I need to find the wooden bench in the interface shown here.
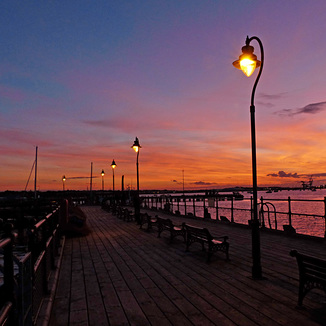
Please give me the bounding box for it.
[139,213,157,231]
[156,217,186,243]
[122,209,135,222]
[184,224,229,263]
[290,249,326,307]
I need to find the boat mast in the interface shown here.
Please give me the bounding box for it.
[34,146,38,199]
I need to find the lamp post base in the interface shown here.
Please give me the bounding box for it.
[251,219,263,279]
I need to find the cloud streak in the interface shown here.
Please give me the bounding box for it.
[267,171,300,178]
[276,101,326,117]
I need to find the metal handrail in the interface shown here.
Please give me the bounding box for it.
[0,205,62,325]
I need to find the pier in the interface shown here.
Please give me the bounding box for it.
[47,206,326,325]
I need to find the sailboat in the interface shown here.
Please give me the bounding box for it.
[25,146,38,199]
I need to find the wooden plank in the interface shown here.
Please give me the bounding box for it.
[50,206,326,326]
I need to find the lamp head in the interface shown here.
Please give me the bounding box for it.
[62,175,66,182]
[101,169,105,176]
[233,38,261,77]
[132,137,141,153]
[111,160,117,169]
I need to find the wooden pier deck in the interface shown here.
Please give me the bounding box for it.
[49,206,326,326]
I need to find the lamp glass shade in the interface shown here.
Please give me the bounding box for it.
[240,58,257,77]
[132,145,139,153]
[111,160,117,169]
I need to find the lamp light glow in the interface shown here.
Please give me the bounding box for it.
[132,137,141,153]
[233,42,261,77]
[240,58,257,77]
[111,160,117,169]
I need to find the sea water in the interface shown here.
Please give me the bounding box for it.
[146,189,326,238]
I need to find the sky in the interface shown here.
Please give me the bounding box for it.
[1,0,326,192]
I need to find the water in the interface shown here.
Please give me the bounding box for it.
[143,189,326,238]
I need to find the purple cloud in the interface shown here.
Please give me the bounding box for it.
[267,171,300,178]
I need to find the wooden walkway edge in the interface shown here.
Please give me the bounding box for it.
[49,206,326,326]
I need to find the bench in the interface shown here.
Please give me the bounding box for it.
[290,249,326,307]
[156,217,186,243]
[184,224,229,263]
[123,209,135,222]
[139,213,158,231]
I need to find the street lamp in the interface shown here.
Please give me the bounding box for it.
[233,35,264,279]
[132,137,141,223]
[101,170,105,191]
[62,175,66,191]
[111,160,117,192]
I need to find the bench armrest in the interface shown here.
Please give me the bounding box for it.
[213,235,229,242]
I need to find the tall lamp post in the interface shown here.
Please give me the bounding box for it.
[111,160,117,192]
[101,170,105,191]
[132,137,141,224]
[233,35,264,279]
[62,175,66,191]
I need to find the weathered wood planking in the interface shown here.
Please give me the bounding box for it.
[50,206,326,326]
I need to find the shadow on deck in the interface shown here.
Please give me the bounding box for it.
[49,206,326,326]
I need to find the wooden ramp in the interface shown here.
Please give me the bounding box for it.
[49,206,326,326]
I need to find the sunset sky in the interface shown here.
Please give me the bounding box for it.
[1,1,326,191]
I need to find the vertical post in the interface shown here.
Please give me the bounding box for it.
[260,196,265,228]
[184,197,187,216]
[215,197,219,220]
[34,146,38,200]
[135,150,140,223]
[288,196,292,226]
[193,197,196,217]
[231,197,234,223]
[177,198,180,212]
[112,168,115,192]
[324,197,326,238]
[250,104,262,279]
[3,225,14,297]
[90,162,93,203]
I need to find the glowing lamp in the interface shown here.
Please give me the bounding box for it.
[101,170,105,177]
[62,175,66,182]
[233,43,261,77]
[132,137,141,153]
[111,160,117,169]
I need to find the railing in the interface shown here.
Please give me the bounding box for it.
[0,226,15,326]
[0,206,62,326]
[141,194,326,238]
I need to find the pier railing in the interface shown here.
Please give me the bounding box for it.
[141,194,326,238]
[0,206,61,326]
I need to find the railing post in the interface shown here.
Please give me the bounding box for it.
[324,197,326,238]
[193,197,196,217]
[231,197,234,223]
[203,196,206,219]
[288,196,292,226]
[184,197,187,216]
[3,224,15,304]
[177,198,180,212]
[215,197,219,220]
[260,196,265,228]
[250,196,253,220]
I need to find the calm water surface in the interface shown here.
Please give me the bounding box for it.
[145,189,326,238]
